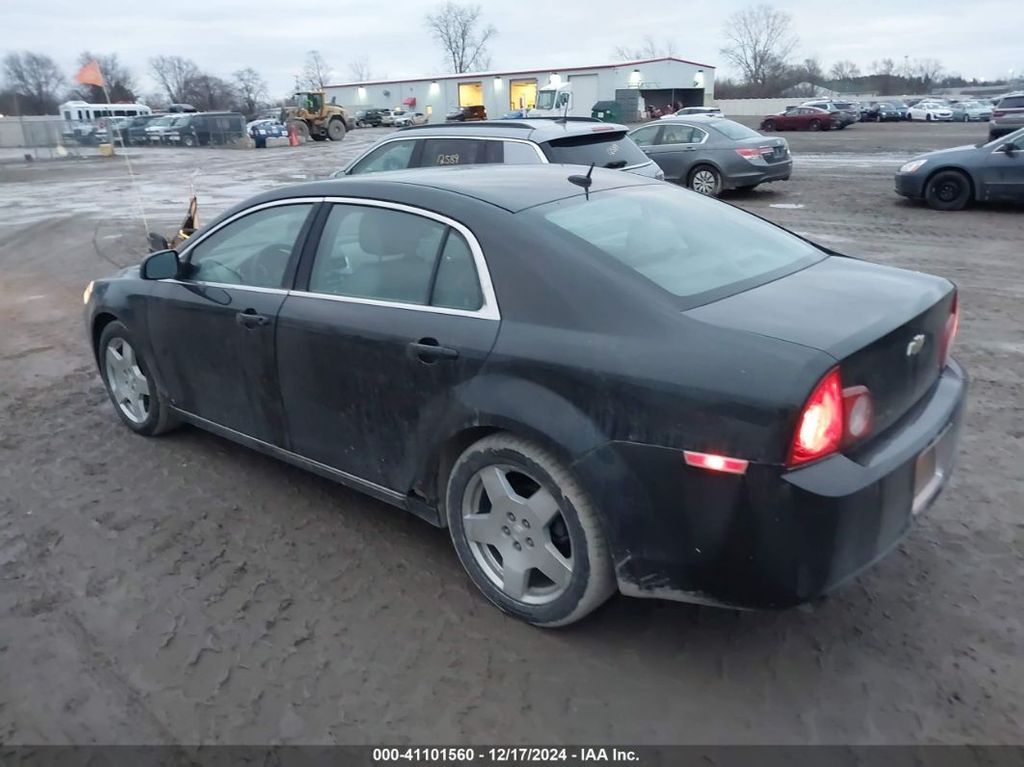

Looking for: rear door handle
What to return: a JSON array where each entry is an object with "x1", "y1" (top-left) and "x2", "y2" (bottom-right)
[
  {"x1": 235, "y1": 309, "x2": 270, "y2": 328},
  {"x1": 408, "y1": 338, "x2": 459, "y2": 363}
]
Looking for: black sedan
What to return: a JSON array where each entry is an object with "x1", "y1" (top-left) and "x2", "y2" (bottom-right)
[
  {"x1": 85, "y1": 165, "x2": 966, "y2": 627},
  {"x1": 895, "y1": 127, "x2": 1024, "y2": 210}
]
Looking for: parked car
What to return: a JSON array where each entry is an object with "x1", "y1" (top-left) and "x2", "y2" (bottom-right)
[
  {"x1": 355, "y1": 108, "x2": 389, "y2": 127},
  {"x1": 761, "y1": 106, "x2": 838, "y2": 132},
  {"x1": 247, "y1": 119, "x2": 289, "y2": 148},
  {"x1": 802, "y1": 100, "x2": 858, "y2": 128},
  {"x1": 379, "y1": 109, "x2": 406, "y2": 127},
  {"x1": 630, "y1": 118, "x2": 790, "y2": 196},
  {"x1": 908, "y1": 102, "x2": 954, "y2": 122},
  {"x1": 446, "y1": 105, "x2": 488, "y2": 122},
  {"x1": 393, "y1": 111, "x2": 428, "y2": 127},
  {"x1": 869, "y1": 101, "x2": 910, "y2": 121},
  {"x1": 501, "y1": 109, "x2": 530, "y2": 119},
  {"x1": 333, "y1": 119, "x2": 662, "y2": 180},
  {"x1": 145, "y1": 115, "x2": 187, "y2": 145},
  {"x1": 168, "y1": 112, "x2": 246, "y2": 147},
  {"x1": 167, "y1": 103, "x2": 198, "y2": 113},
  {"x1": 894, "y1": 127, "x2": 1024, "y2": 210},
  {"x1": 85, "y1": 163, "x2": 966, "y2": 626},
  {"x1": 117, "y1": 114, "x2": 160, "y2": 145},
  {"x1": 662, "y1": 106, "x2": 724, "y2": 119},
  {"x1": 989, "y1": 92, "x2": 1024, "y2": 140},
  {"x1": 950, "y1": 101, "x2": 993, "y2": 122}
]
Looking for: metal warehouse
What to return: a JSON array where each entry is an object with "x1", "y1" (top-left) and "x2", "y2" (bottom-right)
[{"x1": 325, "y1": 57, "x2": 715, "y2": 123}]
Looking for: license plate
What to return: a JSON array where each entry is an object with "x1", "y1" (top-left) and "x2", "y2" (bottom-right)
[
  {"x1": 913, "y1": 446, "x2": 937, "y2": 500},
  {"x1": 912, "y1": 425, "x2": 952, "y2": 515}
]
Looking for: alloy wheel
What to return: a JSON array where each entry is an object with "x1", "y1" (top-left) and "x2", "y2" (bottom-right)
[
  {"x1": 104, "y1": 337, "x2": 151, "y2": 423},
  {"x1": 691, "y1": 169, "x2": 718, "y2": 196},
  {"x1": 461, "y1": 464, "x2": 573, "y2": 605}
]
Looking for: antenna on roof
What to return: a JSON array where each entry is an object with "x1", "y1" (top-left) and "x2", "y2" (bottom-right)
[{"x1": 568, "y1": 163, "x2": 595, "y2": 200}]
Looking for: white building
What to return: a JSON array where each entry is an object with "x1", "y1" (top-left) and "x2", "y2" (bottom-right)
[{"x1": 325, "y1": 57, "x2": 715, "y2": 123}]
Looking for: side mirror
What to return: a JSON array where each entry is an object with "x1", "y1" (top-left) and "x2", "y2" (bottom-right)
[{"x1": 141, "y1": 249, "x2": 181, "y2": 280}]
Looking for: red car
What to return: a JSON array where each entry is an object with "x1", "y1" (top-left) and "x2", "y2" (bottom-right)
[{"x1": 761, "y1": 106, "x2": 837, "y2": 132}]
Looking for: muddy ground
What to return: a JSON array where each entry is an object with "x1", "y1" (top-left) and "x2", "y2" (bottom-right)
[{"x1": 0, "y1": 121, "x2": 1021, "y2": 745}]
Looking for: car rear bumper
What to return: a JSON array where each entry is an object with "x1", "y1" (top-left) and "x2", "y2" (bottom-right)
[
  {"x1": 725, "y1": 159, "x2": 792, "y2": 188},
  {"x1": 894, "y1": 172, "x2": 926, "y2": 199},
  {"x1": 573, "y1": 360, "x2": 967, "y2": 610}
]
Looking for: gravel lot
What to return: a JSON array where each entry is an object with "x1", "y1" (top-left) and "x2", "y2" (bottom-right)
[{"x1": 0, "y1": 121, "x2": 1021, "y2": 745}]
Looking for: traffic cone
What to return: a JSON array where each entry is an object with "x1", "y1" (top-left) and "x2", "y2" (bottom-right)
[{"x1": 288, "y1": 124, "x2": 299, "y2": 147}]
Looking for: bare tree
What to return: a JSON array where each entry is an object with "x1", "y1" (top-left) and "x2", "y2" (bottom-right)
[
  {"x1": 301, "y1": 50, "x2": 332, "y2": 90},
  {"x1": 233, "y1": 67, "x2": 268, "y2": 115},
  {"x1": 182, "y1": 73, "x2": 238, "y2": 112},
  {"x1": 914, "y1": 58, "x2": 944, "y2": 91},
  {"x1": 830, "y1": 60, "x2": 861, "y2": 81},
  {"x1": 720, "y1": 5, "x2": 798, "y2": 96},
  {"x1": 2, "y1": 51, "x2": 64, "y2": 114},
  {"x1": 72, "y1": 52, "x2": 137, "y2": 102},
  {"x1": 871, "y1": 57, "x2": 898, "y2": 95},
  {"x1": 348, "y1": 56, "x2": 373, "y2": 82},
  {"x1": 150, "y1": 55, "x2": 200, "y2": 103},
  {"x1": 801, "y1": 56, "x2": 824, "y2": 83},
  {"x1": 613, "y1": 36, "x2": 678, "y2": 61},
  {"x1": 424, "y1": 2, "x2": 497, "y2": 73}
]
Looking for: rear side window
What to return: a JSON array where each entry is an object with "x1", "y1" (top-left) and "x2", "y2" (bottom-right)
[
  {"x1": 420, "y1": 138, "x2": 492, "y2": 167},
  {"x1": 660, "y1": 125, "x2": 700, "y2": 144},
  {"x1": 712, "y1": 120, "x2": 761, "y2": 140},
  {"x1": 540, "y1": 132, "x2": 649, "y2": 169},
  {"x1": 309, "y1": 205, "x2": 484, "y2": 311},
  {"x1": 502, "y1": 141, "x2": 543, "y2": 164},
  {"x1": 533, "y1": 185, "x2": 822, "y2": 305}
]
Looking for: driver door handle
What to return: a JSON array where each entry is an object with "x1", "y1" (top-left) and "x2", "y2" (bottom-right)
[
  {"x1": 236, "y1": 309, "x2": 270, "y2": 328},
  {"x1": 407, "y1": 338, "x2": 458, "y2": 363}
]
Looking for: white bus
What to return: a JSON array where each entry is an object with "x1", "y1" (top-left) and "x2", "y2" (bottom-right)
[{"x1": 59, "y1": 100, "x2": 152, "y2": 122}]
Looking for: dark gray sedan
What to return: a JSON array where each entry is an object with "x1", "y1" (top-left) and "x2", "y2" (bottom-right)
[
  {"x1": 894, "y1": 127, "x2": 1024, "y2": 210},
  {"x1": 629, "y1": 117, "x2": 792, "y2": 196}
]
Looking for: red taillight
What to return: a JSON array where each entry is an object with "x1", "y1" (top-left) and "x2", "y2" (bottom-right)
[
  {"x1": 993, "y1": 110, "x2": 1005, "y2": 118},
  {"x1": 735, "y1": 147, "x2": 760, "y2": 159},
  {"x1": 939, "y1": 292, "x2": 960, "y2": 368},
  {"x1": 684, "y1": 450, "x2": 749, "y2": 475},
  {"x1": 788, "y1": 368, "x2": 844, "y2": 467}
]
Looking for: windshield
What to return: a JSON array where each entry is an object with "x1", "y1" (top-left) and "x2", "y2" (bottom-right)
[
  {"x1": 711, "y1": 120, "x2": 761, "y2": 140},
  {"x1": 531, "y1": 185, "x2": 823, "y2": 305},
  {"x1": 984, "y1": 127, "x2": 1024, "y2": 147},
  {"x1": 535, "y1": 90, "x2": 557, "y2": 111},
  {"x1": 540, "y1": 132, "x2": 648, "y2": 169}
]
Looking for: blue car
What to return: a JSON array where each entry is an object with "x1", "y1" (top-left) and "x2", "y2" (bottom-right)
[{"x1": 248, "y1": 119, "x2": 288, "y2": 148}]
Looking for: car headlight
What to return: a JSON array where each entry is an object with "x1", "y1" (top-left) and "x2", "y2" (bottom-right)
[
  {"x1": 83, "y1": 281, "x2": 94, "y2": 305},
  {"x1": 900, "y1": 159, "x2": 928, "y2": 173}
]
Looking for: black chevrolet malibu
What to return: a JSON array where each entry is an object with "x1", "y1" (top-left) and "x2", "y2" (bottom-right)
[{"x1": 84, "y1": 165, "x2": 967, "y2": 627}]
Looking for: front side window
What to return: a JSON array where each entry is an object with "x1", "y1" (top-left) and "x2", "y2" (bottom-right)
[
  {"x1": 349, "y1": 140, "x2": 417, "y2": 174},
  {"x1": 420, "y1": 138, "x2": 490, "y2": 167},
  {"x1": 533, "y1": 185, "x2": 822, "y2": 305},
  {"x1": 187, "y1": 204, "x2": 314, "y2": 288},
  {"x1": 309, "y1": 205, "x2": 483, "y2": 310}
]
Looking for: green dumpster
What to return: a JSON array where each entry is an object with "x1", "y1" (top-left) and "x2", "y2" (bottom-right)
[{"x1": 592, "y1": 101, "x2": 621, "y2": 123}]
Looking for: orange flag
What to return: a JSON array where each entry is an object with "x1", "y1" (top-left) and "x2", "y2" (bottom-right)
[{"x1": 75, "y1": 60, "x2": 105, "y2": 88}]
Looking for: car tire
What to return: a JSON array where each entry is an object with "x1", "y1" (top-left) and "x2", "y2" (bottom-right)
[
  {"x1": 182, "y1": 134, "x2": 196, "y2": 147},
  {"x1": 762, "y1": 120, "x2": 775, "y2": 131},
  {"x1": 809, "y1": 119, "x2": 822, "y2": 131},
  {"x1": 98, "y1": 321, "x2": 179, "y2": 437},
  {"x1": 926, "y1": 113, "x2": 932, "y2": 122},
  {"x1": 688, "y1": 165, "x2": 722, "y2": 196},
  {"x1": 445, "y1": 434, "x2": 616, "y2": 627},
  {"x1": 327, "y1": 118, "x2": 346, "y2": 141},
  {"x1": 924, "y1": 170, "x2": 972, "y2": 212}
]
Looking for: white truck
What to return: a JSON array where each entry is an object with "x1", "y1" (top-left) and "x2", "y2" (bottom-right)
[{"x1": 529, "y1": 76, "x2": 601, "y2": 118}]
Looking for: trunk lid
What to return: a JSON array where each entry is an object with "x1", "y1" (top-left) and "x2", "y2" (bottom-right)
[
  {"x1": 736, "y1": 135, "x2": 789, "y2": 164},
  {"x1": 685, "y1": 256, "x2": 954, "y2": 436}
]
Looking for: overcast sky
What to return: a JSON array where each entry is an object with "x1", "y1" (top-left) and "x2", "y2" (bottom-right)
[{"x1": 5, "y1": 0, "x2": 1020, "y2": 97}]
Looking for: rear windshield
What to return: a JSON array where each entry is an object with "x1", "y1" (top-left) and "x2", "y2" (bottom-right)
[
  {"x1": 711, "y1": 120, "x2": 761, "y2": 140},
  {"x1": 540, "y1": 132, "x2": 649, "y2": 169},
  {"x1": 531, "y1": 185, "x2": 823, "y2": 306},
  {"x1": 834, "y1": 102, "x2": 855, "y2": 109},
  {"x1": 998, "y1": 96, "x2": 1024, "y2": 108}
]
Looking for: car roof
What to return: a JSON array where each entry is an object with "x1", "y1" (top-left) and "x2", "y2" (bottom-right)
[
  {"x1": 235, "y1": 164, "x2": 656, "y2": 215},
  {"x1": 396, "y1": 118, "x2": 629, "y2": 143}
]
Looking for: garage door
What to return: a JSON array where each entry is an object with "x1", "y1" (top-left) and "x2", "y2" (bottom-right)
[
  {"x1": 510, "y1": 79, "x2": 537, "y2": 110},
  {"x1": 569, "y1": 74, "x2": 599, "y2": 114}
]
